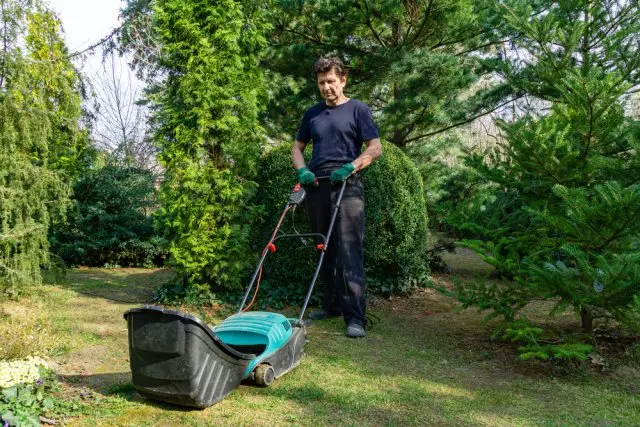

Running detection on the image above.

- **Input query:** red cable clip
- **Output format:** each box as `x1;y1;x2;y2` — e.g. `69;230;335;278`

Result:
316;244;325;250
268;243;277;253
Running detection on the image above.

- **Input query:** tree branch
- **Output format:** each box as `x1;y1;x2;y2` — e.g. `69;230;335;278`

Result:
404;96;524;144
68;24;123;59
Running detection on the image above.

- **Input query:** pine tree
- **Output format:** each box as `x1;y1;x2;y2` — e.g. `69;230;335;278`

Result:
457;0;640;331
263;0;510;147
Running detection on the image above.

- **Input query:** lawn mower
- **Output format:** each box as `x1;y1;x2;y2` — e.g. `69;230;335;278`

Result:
123;177;347;408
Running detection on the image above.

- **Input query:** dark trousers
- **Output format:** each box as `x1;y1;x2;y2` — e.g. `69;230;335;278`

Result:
305;165;366;326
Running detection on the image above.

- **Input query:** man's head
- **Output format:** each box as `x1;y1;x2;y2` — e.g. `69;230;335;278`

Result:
313;56;347;105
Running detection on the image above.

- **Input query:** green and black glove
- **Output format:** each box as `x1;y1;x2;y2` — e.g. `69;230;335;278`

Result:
297;166;316;186
330;163;355;183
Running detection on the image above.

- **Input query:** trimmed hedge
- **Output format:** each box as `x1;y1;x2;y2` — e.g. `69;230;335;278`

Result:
250;140;429;307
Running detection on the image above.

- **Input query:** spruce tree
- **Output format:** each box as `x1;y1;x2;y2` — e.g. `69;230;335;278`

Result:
456;0;640;331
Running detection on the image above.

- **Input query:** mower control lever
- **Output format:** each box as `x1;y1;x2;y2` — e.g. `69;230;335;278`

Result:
289;183;306;205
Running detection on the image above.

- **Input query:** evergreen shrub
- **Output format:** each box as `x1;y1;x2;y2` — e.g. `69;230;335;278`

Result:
250;140;429;307
49;165;167;268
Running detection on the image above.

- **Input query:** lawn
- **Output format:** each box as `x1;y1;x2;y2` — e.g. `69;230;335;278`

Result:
1;264;639;426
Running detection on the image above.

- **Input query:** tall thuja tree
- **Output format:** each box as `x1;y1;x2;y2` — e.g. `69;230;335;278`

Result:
1;1;86;295
456;0;640;332
263;0;511;147
135;0;269;295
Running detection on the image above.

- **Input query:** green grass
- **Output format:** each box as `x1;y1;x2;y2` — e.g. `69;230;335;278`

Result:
1;267;639;426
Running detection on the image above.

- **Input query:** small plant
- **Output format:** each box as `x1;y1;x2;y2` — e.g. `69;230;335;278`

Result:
0;358;96;426
0;358;54;427
499;318;593;362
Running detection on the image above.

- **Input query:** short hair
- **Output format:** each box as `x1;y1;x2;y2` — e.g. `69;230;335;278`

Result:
312;56;347;78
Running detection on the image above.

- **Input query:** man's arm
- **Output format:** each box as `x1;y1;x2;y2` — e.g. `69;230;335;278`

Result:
351;138;382;172
291;140;307;169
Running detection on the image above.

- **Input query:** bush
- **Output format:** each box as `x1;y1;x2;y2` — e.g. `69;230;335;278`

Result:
49;165;167;268
249;141;429;307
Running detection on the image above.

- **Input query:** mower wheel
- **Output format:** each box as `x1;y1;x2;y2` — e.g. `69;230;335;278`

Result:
254;364;275;387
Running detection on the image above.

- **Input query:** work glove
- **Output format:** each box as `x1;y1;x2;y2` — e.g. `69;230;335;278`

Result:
297;166;316;186
330;163;355;183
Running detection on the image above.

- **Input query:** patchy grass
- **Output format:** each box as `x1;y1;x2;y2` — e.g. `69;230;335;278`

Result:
1;267;639;426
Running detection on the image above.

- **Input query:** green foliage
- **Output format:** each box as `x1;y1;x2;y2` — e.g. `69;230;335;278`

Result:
0;366;54;427
264;0;508;147
155;164;261;293
250;141;428;307
619;295;640;333
450;0;640;331
450;277;531;322
23;7;93;178
49;165;166;268
0;365;98;426
122;0;271;293
152;279;220;308
407;133;496;235
1;1;88;297
500;318;593;362
361;141;430;292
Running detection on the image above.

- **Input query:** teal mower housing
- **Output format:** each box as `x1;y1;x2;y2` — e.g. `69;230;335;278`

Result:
124;178;348;408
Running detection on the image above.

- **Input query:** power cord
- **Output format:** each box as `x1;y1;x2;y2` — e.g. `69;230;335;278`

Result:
365;312;380;331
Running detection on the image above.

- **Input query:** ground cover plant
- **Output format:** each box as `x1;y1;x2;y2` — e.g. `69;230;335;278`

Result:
1;266;638;426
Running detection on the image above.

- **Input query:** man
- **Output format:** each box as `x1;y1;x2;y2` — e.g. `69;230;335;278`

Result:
291;56;382;338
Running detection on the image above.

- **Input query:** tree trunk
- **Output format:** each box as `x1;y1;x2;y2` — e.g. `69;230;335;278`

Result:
580;306;593;334
391;83;407;147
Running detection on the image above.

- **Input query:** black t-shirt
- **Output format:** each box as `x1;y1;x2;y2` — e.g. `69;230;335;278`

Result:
296;99;379;170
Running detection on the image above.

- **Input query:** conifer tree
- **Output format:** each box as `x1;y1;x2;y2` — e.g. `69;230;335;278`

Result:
457;0;640;331
263;0;509;146
1;1;86;295
121;0;270;295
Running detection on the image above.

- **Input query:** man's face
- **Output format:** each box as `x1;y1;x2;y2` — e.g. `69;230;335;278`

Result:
316;69;346;104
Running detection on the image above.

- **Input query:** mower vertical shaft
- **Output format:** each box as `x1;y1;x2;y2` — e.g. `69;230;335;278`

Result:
238;201;291;313
298;180;348;322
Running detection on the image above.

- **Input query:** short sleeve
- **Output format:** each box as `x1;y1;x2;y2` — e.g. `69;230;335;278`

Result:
296;110;311;143
357;104;379;141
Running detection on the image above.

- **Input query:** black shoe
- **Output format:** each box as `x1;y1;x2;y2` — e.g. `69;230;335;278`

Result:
346;322;366;338
308;310;341;320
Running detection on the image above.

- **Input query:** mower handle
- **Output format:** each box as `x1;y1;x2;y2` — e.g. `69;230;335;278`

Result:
237;179;349;315
305;174;351;187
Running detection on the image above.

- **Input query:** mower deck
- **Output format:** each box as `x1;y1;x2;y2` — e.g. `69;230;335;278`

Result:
124;306;306;408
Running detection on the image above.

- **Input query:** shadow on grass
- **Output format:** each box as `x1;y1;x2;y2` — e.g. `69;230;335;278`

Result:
50;268;175;304
60;372;203;414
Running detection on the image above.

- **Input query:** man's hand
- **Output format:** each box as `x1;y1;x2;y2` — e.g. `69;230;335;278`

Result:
297;166;316;185
330;163;355;183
